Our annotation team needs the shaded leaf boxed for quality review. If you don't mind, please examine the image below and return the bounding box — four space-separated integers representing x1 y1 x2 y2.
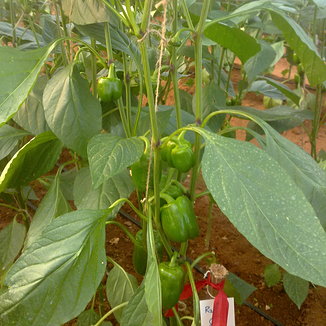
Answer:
283 272 309 309
270 11 326 86
43 66 102 158
144 219 162 325
120 284 153 326
24 173 71 249
0 209 108 326
264 264 282 287
0 132 62 193
0 45 55 126
106 259 138 322
0 219 26 272
62 0 109 25
0 125 29 161
73 167 133 213
244 40 276 83
204 22 260 63
88 134 143 188
259 76 300 105
14 76 50 135
225 273 256 305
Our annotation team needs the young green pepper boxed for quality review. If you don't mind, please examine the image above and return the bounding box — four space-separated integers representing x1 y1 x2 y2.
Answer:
160 195 199 243
160 135 195 173
97 64 122 103
159 256 185 309
132 230 164 275
130 153 150 193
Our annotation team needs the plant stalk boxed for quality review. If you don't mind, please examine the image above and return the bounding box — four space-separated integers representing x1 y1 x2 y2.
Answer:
190 0 212 201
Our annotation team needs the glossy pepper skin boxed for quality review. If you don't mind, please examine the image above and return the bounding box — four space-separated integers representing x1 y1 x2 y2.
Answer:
171 144 195 173
97 64 122 103
161 196 199 242
132 230 164 275
130 154 150 193
159 262 185 309
160 136 195 173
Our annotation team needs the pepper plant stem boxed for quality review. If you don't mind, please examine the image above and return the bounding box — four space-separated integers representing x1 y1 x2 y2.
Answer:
93 302 128 326
171 0 182 129
190 0 212 201
138 0 162 244
185 262 200 325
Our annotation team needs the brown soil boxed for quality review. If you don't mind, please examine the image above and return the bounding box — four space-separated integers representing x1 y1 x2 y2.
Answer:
0 61 325 326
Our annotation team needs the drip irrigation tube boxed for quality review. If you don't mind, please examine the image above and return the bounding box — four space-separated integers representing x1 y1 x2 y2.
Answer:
118 208 284 326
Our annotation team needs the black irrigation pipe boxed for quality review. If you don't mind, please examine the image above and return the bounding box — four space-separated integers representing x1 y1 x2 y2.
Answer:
118 208 284 326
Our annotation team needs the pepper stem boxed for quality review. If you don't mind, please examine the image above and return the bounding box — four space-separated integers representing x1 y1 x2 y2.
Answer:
169 251 179 267
160 193 175 204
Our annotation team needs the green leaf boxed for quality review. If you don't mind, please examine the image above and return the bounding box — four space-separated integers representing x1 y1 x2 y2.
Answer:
62 0 109 24
43 66 102 158
14 76 50 135
270 11 326 86
0 125 29 161
144 219 162 325
283 272 309 309
106 259 138 322
196 128 326 287
43 168 77 201
0 218 26 272
204 22 260 63
244 40 276 83
120 284 153 326
248 80 286 100
75 24 141 68
133 106 173 136
232 105 312 122
88 134 144 188
264 264 282 287
225 273 256 305
0 45 55 126
262 122 326 228
256 77 301 104
0 209 108 326
24 173 71 249
270 41 285 67
0 131 62 193
73 167 133 213
77 309 112 326
0 22 43 43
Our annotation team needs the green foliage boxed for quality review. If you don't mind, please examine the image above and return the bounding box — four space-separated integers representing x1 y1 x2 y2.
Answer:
43 65 102 158
0 218 26 274
196 127 326 287
0 132 62 193
106 259 138 322
0 45 56 126
264 264 282 287
283 272 309 309
87 134 144 188
0 209 108 326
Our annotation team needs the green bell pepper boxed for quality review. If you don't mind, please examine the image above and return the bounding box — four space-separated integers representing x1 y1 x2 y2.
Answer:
97 64 122 103
160 135 195 173
130 154 150 193
159 259 185 309
160 195 199 242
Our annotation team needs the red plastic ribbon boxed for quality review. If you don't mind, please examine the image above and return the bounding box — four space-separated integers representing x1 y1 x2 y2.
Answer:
165 274 229 326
